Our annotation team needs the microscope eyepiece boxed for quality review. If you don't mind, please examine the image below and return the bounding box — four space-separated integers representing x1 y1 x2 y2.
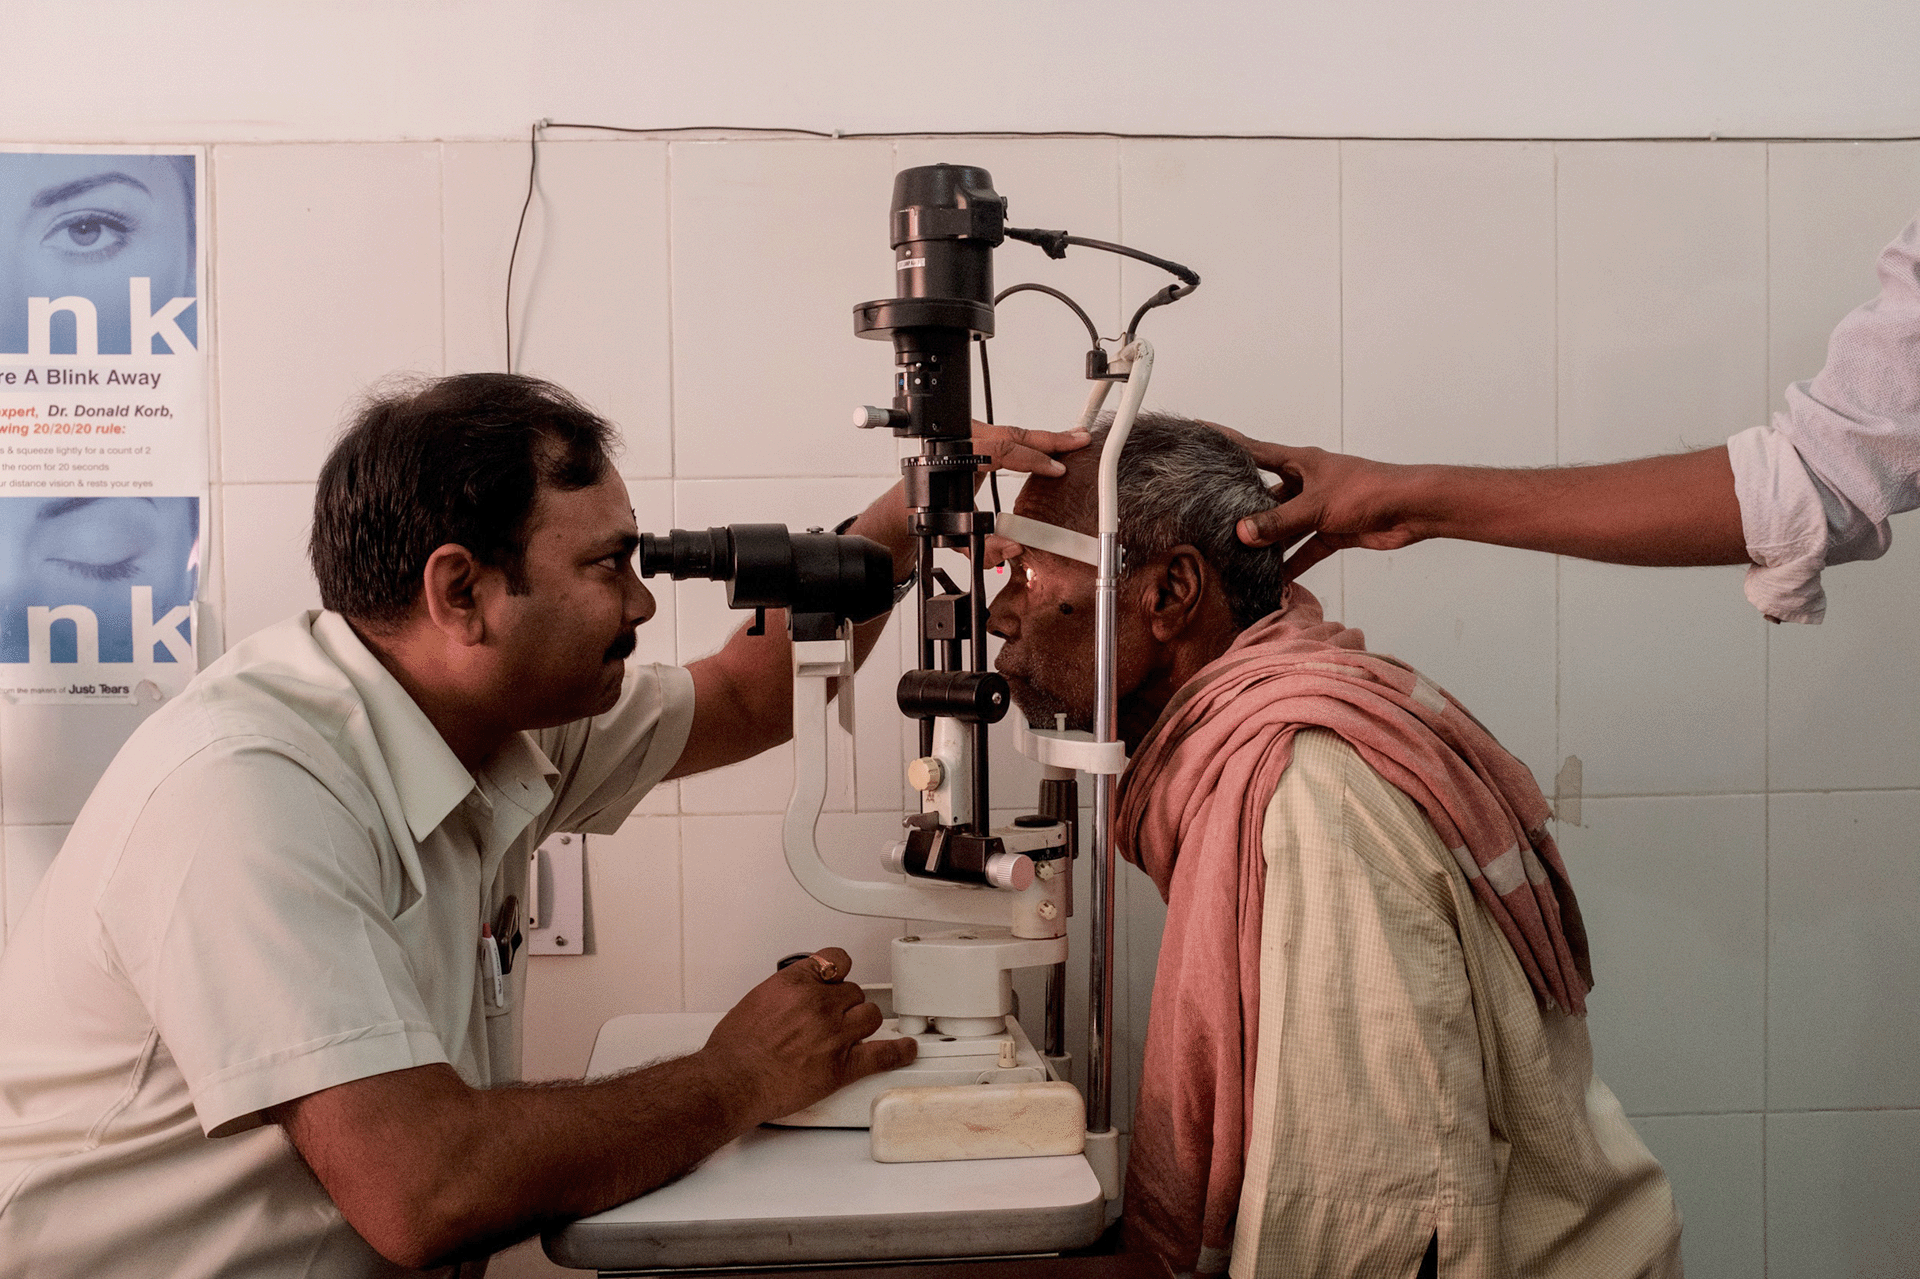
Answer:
637 527 726 582
636 524 896 626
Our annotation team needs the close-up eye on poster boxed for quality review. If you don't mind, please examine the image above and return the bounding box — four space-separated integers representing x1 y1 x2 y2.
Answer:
0 145 208 704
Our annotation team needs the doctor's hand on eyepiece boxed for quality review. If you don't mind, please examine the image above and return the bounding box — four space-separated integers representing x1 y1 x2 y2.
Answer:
698 947 916 1127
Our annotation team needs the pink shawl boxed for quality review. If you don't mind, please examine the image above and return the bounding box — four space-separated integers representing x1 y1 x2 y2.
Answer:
1115 587 1590 1274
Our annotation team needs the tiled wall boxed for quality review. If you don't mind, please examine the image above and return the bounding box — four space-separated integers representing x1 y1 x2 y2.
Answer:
4 136 1918 1278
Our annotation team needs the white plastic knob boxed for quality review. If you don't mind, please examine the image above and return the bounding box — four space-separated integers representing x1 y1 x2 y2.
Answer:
984 852 1035 892
853 405 893 429
881 840 909 875
906 756 945 793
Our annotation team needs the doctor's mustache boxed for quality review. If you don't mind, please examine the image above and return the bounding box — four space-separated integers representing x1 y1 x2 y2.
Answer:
604 627 638 662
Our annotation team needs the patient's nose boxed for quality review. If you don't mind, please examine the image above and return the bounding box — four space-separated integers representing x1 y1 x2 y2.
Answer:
986 594 1018 641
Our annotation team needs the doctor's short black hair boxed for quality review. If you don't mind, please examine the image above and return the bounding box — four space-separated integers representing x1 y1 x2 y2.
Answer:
310 372 620 628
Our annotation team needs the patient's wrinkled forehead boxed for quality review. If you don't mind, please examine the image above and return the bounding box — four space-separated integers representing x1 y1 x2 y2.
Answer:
1011 457 1098 534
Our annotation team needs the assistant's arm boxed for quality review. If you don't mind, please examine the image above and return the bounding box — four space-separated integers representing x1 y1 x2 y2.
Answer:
667 423 1089 778
1232 442 1747 577
1236 210 1920 614
269 949 912 1270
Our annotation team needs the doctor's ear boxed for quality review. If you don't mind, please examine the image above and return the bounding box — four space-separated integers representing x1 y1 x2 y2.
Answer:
1143 546 1210 642
419 543 491 646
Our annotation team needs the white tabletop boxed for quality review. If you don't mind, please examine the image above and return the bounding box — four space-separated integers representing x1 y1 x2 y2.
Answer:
542 1013 1106 1273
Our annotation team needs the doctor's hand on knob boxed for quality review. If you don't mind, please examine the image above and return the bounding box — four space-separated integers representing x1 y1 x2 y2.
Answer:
971 421 1093 477
697 947 916 1127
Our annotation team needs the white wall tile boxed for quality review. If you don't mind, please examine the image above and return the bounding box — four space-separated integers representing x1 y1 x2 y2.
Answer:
668 141 900 480
443 140 674 478
1630 1113 1763 1279
1557 143 1768 463
440 142 521 376
1345 542 1557 786
218 482 317 644
1342 141 1556 466
3 824 68 934
1768 141 1920 391
0 703 151 826
1767 1108 1920 1279
679 812 903 1012
520 817 682 1081
1119 140 1341 448
1769 531 1920 791
1557 796 1766 1114
669 476 905 815
214 144 443 483
1764 144 1920 792
1558 560 1765 795
1769 791 1920 1110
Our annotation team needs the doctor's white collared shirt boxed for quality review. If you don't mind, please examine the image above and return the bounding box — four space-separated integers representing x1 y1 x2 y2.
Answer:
0 609 694 1278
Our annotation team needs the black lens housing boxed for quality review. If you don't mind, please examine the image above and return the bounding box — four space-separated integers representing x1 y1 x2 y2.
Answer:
637 524 896 625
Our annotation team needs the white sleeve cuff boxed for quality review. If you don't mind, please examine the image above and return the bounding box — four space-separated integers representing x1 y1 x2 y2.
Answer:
195 1021 451 1139
1728 423 1831 624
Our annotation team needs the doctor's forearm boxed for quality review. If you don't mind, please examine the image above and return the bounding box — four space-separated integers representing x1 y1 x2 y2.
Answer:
272 1055 760 1269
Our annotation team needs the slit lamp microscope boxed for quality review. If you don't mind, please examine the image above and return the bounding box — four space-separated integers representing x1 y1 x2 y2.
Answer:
637 162 1197 1216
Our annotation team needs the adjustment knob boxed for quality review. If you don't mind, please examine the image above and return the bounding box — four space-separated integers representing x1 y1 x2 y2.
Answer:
984 852 1035 892
881 840 909 875
906 756 945 793
853 405 909 430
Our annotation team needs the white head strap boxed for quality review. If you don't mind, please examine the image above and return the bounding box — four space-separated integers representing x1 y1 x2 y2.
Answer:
993 512 1101 568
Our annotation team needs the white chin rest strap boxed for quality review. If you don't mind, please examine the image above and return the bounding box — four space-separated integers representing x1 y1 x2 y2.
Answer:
993 512 1101 568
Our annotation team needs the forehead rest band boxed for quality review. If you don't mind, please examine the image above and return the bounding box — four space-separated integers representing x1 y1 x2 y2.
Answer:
993 512 1101 568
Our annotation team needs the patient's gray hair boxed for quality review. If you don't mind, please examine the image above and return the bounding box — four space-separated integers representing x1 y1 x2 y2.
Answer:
1072 412 1289 629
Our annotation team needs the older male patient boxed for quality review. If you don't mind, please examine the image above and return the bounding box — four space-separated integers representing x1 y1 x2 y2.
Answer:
987 416 1682 1279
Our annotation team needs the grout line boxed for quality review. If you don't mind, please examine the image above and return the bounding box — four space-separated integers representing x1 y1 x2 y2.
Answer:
204 145 230 643
435 141 447 376
1626 1105 1920 1118
1581 785 1920 799
663 141 677 516
1551 143 1562 776
673 816 689 1011
1759 139 1773 1279
1335 141 1347 623
527 128 1920 146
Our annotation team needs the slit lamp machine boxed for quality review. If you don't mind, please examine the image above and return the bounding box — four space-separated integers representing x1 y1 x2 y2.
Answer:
611 163 1199 1261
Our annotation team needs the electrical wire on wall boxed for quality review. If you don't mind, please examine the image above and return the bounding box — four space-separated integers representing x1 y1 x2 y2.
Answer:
503 118 1203 545
503 121 1202 379
503 115 1920 371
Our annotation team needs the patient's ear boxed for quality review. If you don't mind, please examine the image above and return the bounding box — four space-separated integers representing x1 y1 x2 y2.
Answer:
1144 546 1211 643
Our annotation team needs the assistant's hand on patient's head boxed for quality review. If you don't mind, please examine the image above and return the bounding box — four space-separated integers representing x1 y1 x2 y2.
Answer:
970 421 1092 477
1228 438 1428 576
700 947 916 1125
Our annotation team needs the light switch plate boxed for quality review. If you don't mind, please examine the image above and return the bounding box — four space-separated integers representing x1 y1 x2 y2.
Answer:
528 832 585 955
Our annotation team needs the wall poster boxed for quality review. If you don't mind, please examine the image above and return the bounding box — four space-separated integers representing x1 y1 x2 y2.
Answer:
0 145 208 704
